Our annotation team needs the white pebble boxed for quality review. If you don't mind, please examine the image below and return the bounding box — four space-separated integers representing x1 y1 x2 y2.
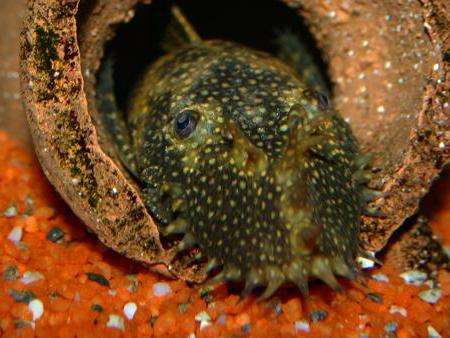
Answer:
356 256 375 269
8 226 23 243
123 302 137 320
107 314 125 331
425 279 435 289
389 305 408 317
3 204 18 217
20 271 44 284
433 63 439 72
372 273 389 282
199 320 211 330
400 270 427 285
384 61 392 69
295 320 310 333
153 282 172 297
195 311 211 322
418 288 442 304
195 311 212 330
28 299 44 321
376 105 385 113
427 325 441 338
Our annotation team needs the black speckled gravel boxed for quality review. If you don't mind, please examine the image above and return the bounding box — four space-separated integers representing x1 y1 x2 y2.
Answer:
48 291 59 301
241 323 252 336
199 287 214 303
87 272 110 287
310 309 328 322
178 303 188 313
8 289 36 304
46 227 65 242
149 315 158 327
367 292 383 304
91 304 103 312
3 265 19 281
126 274 139 292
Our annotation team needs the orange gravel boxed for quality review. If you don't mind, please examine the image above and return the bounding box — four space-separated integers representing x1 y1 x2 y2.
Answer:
0 130 449 337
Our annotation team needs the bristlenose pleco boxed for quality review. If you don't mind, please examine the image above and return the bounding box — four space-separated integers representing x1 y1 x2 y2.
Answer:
96 6 382 299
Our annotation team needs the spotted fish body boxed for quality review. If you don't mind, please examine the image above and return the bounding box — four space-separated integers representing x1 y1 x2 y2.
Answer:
126 39 368 297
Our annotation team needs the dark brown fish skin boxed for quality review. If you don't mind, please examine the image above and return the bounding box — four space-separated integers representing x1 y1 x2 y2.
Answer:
128 40 367 297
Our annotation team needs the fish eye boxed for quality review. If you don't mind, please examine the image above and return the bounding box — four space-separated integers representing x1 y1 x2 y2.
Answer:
174 110 198 138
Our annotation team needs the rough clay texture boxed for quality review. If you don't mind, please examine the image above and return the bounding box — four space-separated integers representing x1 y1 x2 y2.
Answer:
285 0 449 252
20 0 449 282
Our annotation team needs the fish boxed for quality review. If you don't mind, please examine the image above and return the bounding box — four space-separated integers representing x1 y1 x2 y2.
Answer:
97 6 379 299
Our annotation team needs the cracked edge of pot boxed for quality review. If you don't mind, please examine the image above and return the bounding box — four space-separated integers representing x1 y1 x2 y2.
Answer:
19 0 206 283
